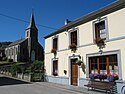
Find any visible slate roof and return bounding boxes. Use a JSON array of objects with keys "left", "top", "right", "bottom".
[
  {"left": 8, "top": 38, "right": 26, "bottom": 47},
  {"left": 26, "top": 13, "right": 38, "bottom": 31},
  {"left": 44, "top": 0, "right": 125, "bottom": 39}
]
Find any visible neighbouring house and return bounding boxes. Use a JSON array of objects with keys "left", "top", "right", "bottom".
[
  {"left": 0, "top": 47, "right": 5, "bottom": 59},
  {"left": 44, "top": 0, "right": 125, "bottom": 93},
  {"left": 0, "top": 42, "right": 12, "bottom": 60},
  {"left": 5, "top": 13, "right": 44, "bottom": 62}
]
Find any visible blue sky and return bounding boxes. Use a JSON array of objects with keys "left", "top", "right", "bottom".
[{"left": 0, "top": 0, "right": 116, "bottom": 47}]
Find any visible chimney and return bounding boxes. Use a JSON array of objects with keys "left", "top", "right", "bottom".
[{"left": 65, "top": 19, "right": 72, "bottom": 25}]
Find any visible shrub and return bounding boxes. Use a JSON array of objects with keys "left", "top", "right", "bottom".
[
  {"left": 31, "top": 60, "right": 44, "bottom": 72},
  {"left": 10, "top": 64, "right": 18, "bottom": 76},
  {"left": 2, "top": 57, "right": 7, "bottom": 61},
  {"left": 30, "top": 60, "right": 44, "bottom": 82}
]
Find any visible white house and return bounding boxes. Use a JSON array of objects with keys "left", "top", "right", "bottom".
[{"left": 44, "top": 0, "right": 125, "bottom": 93}]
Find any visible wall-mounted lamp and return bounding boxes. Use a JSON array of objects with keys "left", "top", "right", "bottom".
[{"left": 64, "top": 70, "right": 67, "bottom": 75}]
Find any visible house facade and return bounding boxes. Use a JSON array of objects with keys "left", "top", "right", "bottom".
[
  {"left": 5, "top": 14, "right": 44, "bottom": 62},
  {"left": 45, "top": 0, "right": 125, "bottom": 93}
]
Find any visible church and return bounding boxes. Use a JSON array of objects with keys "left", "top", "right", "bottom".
[{"left": 5, "top": 13, "right": 44, "bottom": 62}]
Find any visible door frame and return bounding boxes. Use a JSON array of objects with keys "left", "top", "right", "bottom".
[
  {"left": 69, "top": 55, "right": 80, "bottom": 86},
  {"left": 86, "top": 50, "right": 122, "bottom": 80}
]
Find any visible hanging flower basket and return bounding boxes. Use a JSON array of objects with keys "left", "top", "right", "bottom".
[
  {"left": 77, "top": 60, "right": 83, "bottom": 66},
  {"left": 69, "top": 43, "right": 77, "bottom": 52},
  {"left": 77, "top": 59, "right": 86, "bottom": 74},
  {"left": 81, "top": 62, "right": 86, "bottom": 74}
]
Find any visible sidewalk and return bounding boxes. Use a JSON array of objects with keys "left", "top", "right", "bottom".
[{"left": 35, "top": 82, "right": 105, "bottom": 94}]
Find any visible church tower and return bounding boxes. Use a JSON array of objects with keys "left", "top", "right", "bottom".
[{"left": 25, "top": 13, "right": 38, "bottom": 62}]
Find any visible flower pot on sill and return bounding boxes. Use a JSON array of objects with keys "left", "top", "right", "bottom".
[
  {"left": 71, "top": 48, "right": 76, "bottom": 52},
  {"left": 51, "top": 48, "right": 57, "bottom": 54},
  {"left": 69, "top": 43, "right": 77, "bottom": 52},
  {"left": 51, "top": 48, "right": 57, "bottom": 58}
]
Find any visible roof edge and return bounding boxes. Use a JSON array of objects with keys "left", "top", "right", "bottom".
[{"left": 44, "top": 0, "right": 125, "bottom": 39}]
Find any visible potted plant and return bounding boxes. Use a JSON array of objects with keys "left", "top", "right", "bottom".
[
  {"left": 69, "top": 43, "right": 77, "bottom": 52},
  {"left": 95, "top": 38, "right": 106, "bottom": 52},
  {"left": 81, "top": 62, "right": 86, "bottom": 74},
  {"left": 51, "top": 48, "right": 57, "bottom": 54},
  {"left": 77, "top": 57, "right": 86, "bottom": 74}
]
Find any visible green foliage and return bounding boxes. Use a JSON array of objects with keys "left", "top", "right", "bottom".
[
  {"left": 77, "top": 60, "right": 83, "bottom": 66},
  {"left": 81, "top": 63, "right": 86, "bottom": 74},
  {"left": 30, "top": 60, "right": 44, "bottom": 82},
  {"left": 31, "top": 60, "right": 44, "bottom": 72},
  {"left": 97, "top": 39, "right": 106, "bottom": 50},
  {"left": 2, "top": 57, "right": 7, "bottom": 61},
  {"left": 0, "top": 42, "right": 12, "bottom": 48},
  {"left": 10, "top": 64, "right": 18, "bottom": 76},
  {"left": 0, "top": 60, "right": 45, "bottom": 82}
]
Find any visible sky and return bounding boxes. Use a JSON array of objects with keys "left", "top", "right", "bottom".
[{"left": 0, "top": 0, "right": 117, "bottom": 47}]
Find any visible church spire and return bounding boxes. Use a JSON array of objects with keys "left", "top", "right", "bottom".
[{"left": 26, "top": 12, "right": 38, "bottom": 30}]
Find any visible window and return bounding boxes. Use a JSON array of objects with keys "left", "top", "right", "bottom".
[
  {"left": 52, "top": 60, "right": 58, "bottom": 76},
  {"left": 52, "top": 37, "right": 58, "bottom": 50},
  {"left": 11, "top": 48, "right": 13, "bottom": 55},
  {"left": 5, "top": 50, "right": 8, "bottom": 56},
  {"left": 89, "top": 54, "right": 118, "bottom": 75},
  {"left": 94, "top": 18, "right": 107, "bottom": 43},
  {"left": 16, "top": 47, "right": 18, "bottom": 54},
  {"left": 8, "top": 49, "right": 10, "bottom": 56},
  {"left": 70, "top": 30, "right": 77, "bottom": 45}
]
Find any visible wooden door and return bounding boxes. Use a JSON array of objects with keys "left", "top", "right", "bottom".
[{"left": 71, "top": 59, "right": 78, "bottom": 86}]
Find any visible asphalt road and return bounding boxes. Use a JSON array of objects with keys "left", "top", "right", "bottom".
[{"left": 0, "top": 75, "right": 85, "bottom": 94}]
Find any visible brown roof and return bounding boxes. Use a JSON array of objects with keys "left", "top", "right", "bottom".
[{"left": 44, "top": 0, "right": 125, "bottom": 39}]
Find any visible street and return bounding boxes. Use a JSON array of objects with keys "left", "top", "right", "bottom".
[{"left": 0, "top": 75, "right": 87, "bottom": 94}]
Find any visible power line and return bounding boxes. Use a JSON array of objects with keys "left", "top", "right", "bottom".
[{"left": 0, "top": 13, "right": 57, "bottom": 30}]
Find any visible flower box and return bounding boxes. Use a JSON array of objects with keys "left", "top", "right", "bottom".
[
  {"left": 95, "top": 38, "right": 106, "bottom": 49},
  {"left": 51, "top": 48, "right": 57, "bottom": 54},
  {"left": 69, "top": 43, "right": 77, "bottom": 52}
]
